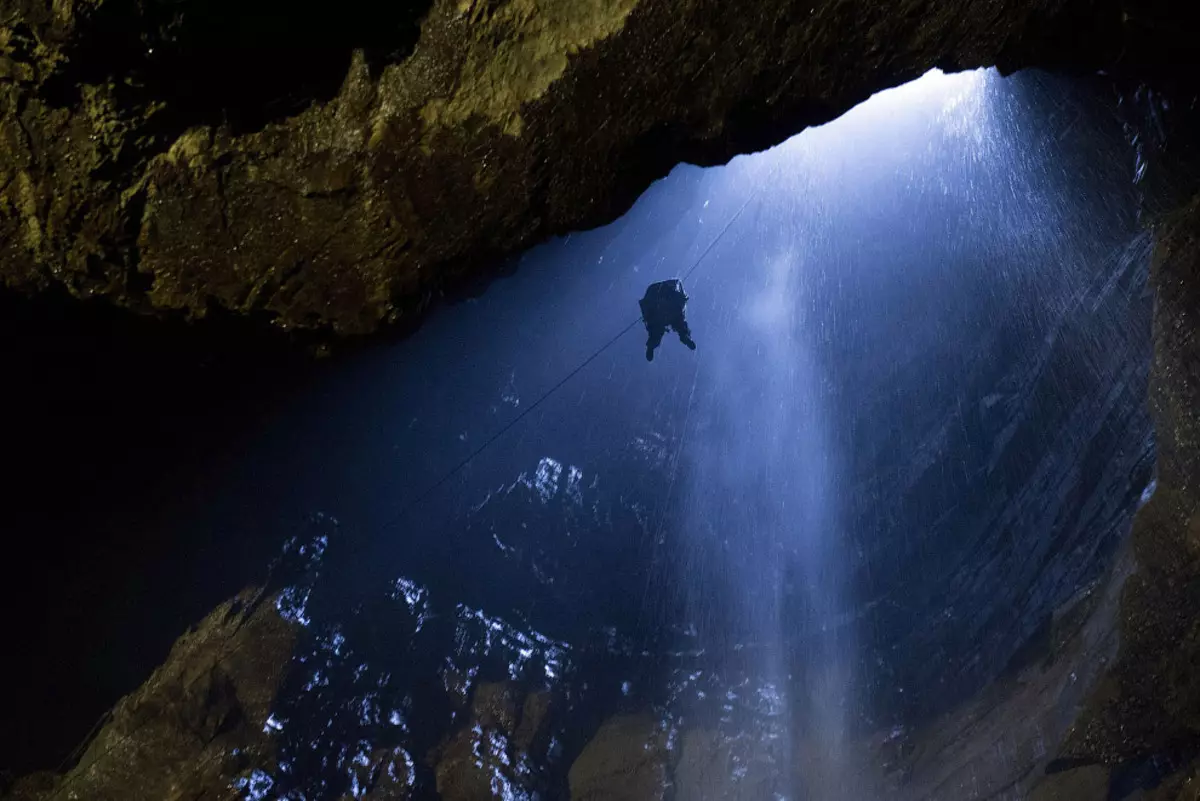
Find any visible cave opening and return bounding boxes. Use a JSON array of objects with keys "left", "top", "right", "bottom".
[{"left": 0, "top": 66, "right": 1183, "bottom": 799}]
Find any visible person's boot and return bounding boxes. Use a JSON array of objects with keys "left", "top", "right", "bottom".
[{"left": 646, "top": 346, "right": 655, "bottom": 361}]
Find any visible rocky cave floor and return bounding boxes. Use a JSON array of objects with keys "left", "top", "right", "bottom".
[{"left": 0, "top": 533, "right": 1190, "bottom": 801}]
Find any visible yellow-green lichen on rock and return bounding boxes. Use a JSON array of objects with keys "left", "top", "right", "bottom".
[
  {"left": 4, "top": 0, "right": 1175, "bottom": 333},
  {"left": 420, "top": 0, "right": 642, "bottom": 137},
  {"left": 13, "top": 170, "right": 43, "bottom": 254},
  {"left": 162, "top": 127, "right": 215, "bottom": 171}
]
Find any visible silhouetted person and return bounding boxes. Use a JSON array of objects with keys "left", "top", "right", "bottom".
[{"left": 639, "top": 279, "right": 696, "bottom": 361}]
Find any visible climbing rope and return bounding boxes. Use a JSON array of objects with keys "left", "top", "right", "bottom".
[
  {"left": 683, "top": 191, "right": 757, "bottom": 283},
  {"left": 376, "top": 317, "right": 644, "bottom": 534},
  {"left": 47, "top": 188, "right": 761, "bottom": 798},
  {"left": 374, "top": 188, "right": 758, "bottom": 535}
]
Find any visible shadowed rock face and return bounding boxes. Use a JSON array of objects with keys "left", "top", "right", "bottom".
[
  {"left": 432, "top": 682, "right": 557, "bottom": 801},
  {"left": 0, "top": 0, "right": 1188, "bottom": 335},
  {"left": 568, "top": 714, "right": 670, "bottom": 801},
  {"left": 0, "top": 588, "right": 297, "bottom": 801},
  {"left": 1059, "top": 198, "right": 1200, "bottom": 773}
]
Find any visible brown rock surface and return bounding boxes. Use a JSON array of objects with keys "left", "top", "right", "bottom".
[
  {"left": 673, "top": 728, "right": 783, "bottom": 801},
  {"left": 867, "top": 548, "right": 1128, "bottom": 800},
  {"left": 0, "top": 588, "right": 297, "bottom": 801},
  {"left": 1030, "top": 765, "right": 1111, "bottom": 801},
  {"left": 432, "top": 682, "right": 557, "bottom": 801},
  {"left": 1060, "top": 197, "right": 1200, "bottom": 768},
  {"left": 1, "top": 0, "right": 1190, "bottom": 334},
  {"left": 568, "top": 714, "right": 671, "bottom": 801}
]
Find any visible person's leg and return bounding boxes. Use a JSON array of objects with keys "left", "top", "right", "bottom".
[
  {"left": 645, "top": 325, "right": 666, "bottom": 361},
  {"left": 672, "top": 315, "right": 696, "bottom": 350}
]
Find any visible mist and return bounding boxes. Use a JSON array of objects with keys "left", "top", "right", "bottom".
[{"left": 8, "top": 68, "right": 1157, "bottom": 798}]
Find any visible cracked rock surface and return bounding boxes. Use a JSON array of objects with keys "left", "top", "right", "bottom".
[
  {"left": 0, "top": 588, "right": 297, "bottom": 801},
  {"left": 0, "top": 0, "right": 1181, "bottom": 334}
]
